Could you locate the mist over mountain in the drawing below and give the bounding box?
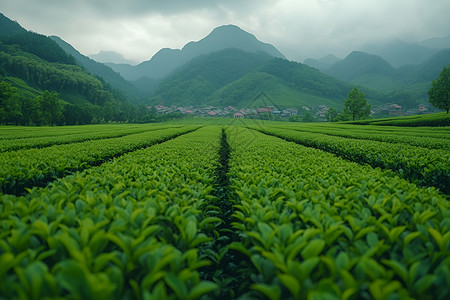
[325,51,396,82]
[361,39,438,68]
[303,54,340,71]
[306,35,449,73]
[308,48,450,99]
[106,24,286,81]
[89,50,137,65]
[49,36,140,100]
[401,48,450,84]
[149,48,274,106]
[419,34,450,50]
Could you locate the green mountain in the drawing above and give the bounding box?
[49,36,140,101]
[148,50,370,109]
[325,51,396,82]
[403,48,450,84]
[315,48,450,102]
[129,76,162,97]
[398,49,450,99]
[208,58,355,108]
[149,48,273,106]
[107,24,286,81]
[322,51,399,91]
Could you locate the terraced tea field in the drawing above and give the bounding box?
[0,121,449,299]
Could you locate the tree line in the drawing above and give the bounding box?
[0,82,183,126]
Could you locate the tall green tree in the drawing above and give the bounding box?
[343,87,371,121]
[302,111,314,122]
[428,64,450,114]
[0,82,22,124]
[19,97,42,126]
[325,107,338,122]
[39,90,63,126]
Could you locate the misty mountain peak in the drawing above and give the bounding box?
[181,24,285,59]
[110,24,286,80]
[208,24,258,41]
[182,25,256,50]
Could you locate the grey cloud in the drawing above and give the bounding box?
[1,0,449,63]
[17,0,274,17]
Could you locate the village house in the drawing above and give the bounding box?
[272,110,282,116]
[151,105,172,114]
[281,108,298,117]
[418,104,429,112]
[388,104,403,115]
[224,106,238,113]
[257,107,273,114]
[316,105,329,118]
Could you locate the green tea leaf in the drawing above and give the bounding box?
[164,273,187,299]
[251,283,281,300]
[187,281,218,300]
[302,239,325,259]
[415,274,437,294]
[278,273,300,297]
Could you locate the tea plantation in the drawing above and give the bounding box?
[0,120,449,299]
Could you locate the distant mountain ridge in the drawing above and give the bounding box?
[362,39,438,68]
[306,48,450,99]
[303,54,340,71]
[89,50,137,65]
[106,25,286,81]
[418,34,450,50]
[305,34,449,71]
[326,51,397,82]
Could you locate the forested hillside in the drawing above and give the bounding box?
[149,49,273,106]
[209,58,355,108]
[150,53,385,108]
[0,13,165,125]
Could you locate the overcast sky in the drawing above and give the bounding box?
[2,0,449,64]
